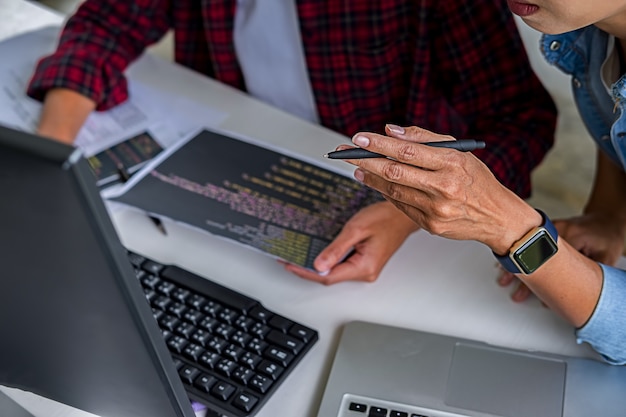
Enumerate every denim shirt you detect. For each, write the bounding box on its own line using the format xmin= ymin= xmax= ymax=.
xmin=542 ymin=26 xmax=626 ymax=365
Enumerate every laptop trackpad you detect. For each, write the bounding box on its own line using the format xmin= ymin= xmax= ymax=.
xmin=444 ymin=343 xmax=566 ymax=417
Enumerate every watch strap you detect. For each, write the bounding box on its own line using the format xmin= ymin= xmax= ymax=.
xmin=495 ymin=209 xmax=558 ymax=274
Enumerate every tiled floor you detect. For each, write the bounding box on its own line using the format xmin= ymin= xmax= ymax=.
xmin=35 ymin=0 xmax=597 ymax=219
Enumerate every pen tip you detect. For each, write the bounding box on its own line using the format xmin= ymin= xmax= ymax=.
xmin=323 ymin=154 xmax=329 ymax=158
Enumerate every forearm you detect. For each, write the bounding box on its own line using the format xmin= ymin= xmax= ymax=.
xmin=518 ymin=239 xmax=603 ymax=327
xmin=37 ymin=88 xmax=96 ymax=144
xmin=27 ymin=0 xmax=170 ymax=111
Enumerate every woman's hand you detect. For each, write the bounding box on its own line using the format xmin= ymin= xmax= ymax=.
xmin=341 ymin=125 xmax=539 ymax=255
xmin=281 ymin=201 xmax=419 ymax=284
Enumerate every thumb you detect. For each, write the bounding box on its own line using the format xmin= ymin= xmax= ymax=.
xmin=313 ymin=227 xmax=363 ymax=273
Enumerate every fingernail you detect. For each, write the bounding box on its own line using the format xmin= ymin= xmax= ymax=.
xmin=354 ymin=169 xmax=365 ymax=182
xmin=386 ymin=124 xmax=405 ymax=135
xmin=352 ymin=135 xmax=370 ymax=147
xmin=318 ymin=270 xmax=330 ymax=277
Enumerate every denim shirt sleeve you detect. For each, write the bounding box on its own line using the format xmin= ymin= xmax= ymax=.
xmin=575 ymin=263 xmax=626 ymax=365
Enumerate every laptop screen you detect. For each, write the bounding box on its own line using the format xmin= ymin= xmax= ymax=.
xmin=0 ymin=125 xmax=195 ymax=417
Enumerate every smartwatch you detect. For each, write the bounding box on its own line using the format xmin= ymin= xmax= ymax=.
xmin=495 ymin=209 xmax=558 ymax=275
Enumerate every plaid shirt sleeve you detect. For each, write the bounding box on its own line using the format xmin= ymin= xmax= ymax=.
xmin=27 ymin=0 xmax=171 ymax=111
xmin=419 ymin=1 xmax=557 ymax=197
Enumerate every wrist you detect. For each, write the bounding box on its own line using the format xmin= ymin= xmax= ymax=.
xmin=494 ymin=209 xmax=559 ymax=275
xmin=490 ymin=207 xmax=543 ymax=256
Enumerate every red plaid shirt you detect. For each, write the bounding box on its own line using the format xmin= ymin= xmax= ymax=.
xmin=28 ymin=0 xmax=556 ymax=197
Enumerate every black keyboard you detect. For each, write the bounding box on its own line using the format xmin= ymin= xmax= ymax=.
xmin=127 ymin=252 xmax=318 ymax=417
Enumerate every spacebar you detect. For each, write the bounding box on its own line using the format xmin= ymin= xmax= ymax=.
xmin=160 ymin=265 xmax=259 ymax=313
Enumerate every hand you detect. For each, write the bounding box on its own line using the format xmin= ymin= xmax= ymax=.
xmin=554 ymin=213 xmax=626 ymax=266
xmin=281 ymin=201 xmax=419 ymax=285
xmin=37 ymin=88 xmax=96 ymax=144
xmin=342 ymin=124 xmax=539 ymax=255
xmin=497 ymin=270 xmax=535 ymax=302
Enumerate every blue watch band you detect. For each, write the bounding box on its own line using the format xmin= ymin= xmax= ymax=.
xmin=495 ymin=209 xmax=558 ymax=274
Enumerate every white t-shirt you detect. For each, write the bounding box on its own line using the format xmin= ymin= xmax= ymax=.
xmin=233 ymin=0 xmax=319 ymax=123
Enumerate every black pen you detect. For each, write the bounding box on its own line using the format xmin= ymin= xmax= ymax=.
xmin=116 ymin=163 xmax=167 ymax=235
xmin=324 ymin=139 xmax=486 ymax=159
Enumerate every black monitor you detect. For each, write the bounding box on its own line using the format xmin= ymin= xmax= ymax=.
xmin=0 ymin=124 xmax=196 ymax=417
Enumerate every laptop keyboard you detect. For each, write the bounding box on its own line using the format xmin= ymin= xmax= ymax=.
xmin=127 ymin=252 xmax=318 ymax=417
xmin=338 ymin=394 xmax=469 ymax=417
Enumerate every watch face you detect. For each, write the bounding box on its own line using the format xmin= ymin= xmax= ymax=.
xmin=513 ymin=229 xmax=558 ymax=274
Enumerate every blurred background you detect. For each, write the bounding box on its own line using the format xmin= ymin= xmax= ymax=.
xmin=35 ymin=0 xmax=596 ymax=219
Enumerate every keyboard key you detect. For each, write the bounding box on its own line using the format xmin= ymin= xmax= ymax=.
xmin=199 ymin=351 xmax=221 ymax=370
xmin=171 ymin=287 xmax=191 ymax=302
xmin=232 ymin=367 xmax=254 ymax=385
xmin=289 ymin=324 xmax=315 ymax=343
xmin=263 ymin=346 xmax=293 ymax=367
xmin=159 ymin=315 xmax=180 ymax=332
xmin=268 ymin=315 xmax=292 ymax=332
xmin=249 ymin=322 xmax=270 ymax=338
xmin=230 ymin=330 xmax=252 ymax=347
xmin=179 ymin=365 xmax=200 ymax=384
xmin=239 ymin=351 xmax=262 ymax=370
xmin=391 ymin=411 xmax=408 ymax=417
xmin=174 ymin=322 xmax=196 ymax=339
xmin=266 ymin=330 xmax=303 ymax=354
xmin=168 ymin=301 xmax=188 ymax=318
xmin=218 ymin=307 xmax=239 ymax=324
xmin=143 ymin=260 xmax=165 ymax=275
xmin=167 ymin=335 xmax=188 ymax=354
xmin=191 ymin=329 xmax=212 ymax=347
xmin=249 ymin=374 xmax=273 ymax=394
xmin=257 ymin=360 xmax=283 ymax=381
xmin=183 ymin=343 xmax=205 ymax=362
xmin=247 ymin=338 xmax=268 ymax=355
xmin=232 ymin=392 xmax=259 ymax=413
xmin=203 ymin=300 xmax=223 ymax=317
xmin=216 ymin=358 xmax=238 ymax=377
xmin=210 ymin=380 xmax=236 ymax=401
xmin=369 ymin=407 xmax=387 ymax=417
xmin=194 ymin=373 xmax=216 ymax=393
xmin=249 ymin=306 xmax=272 ymax=323
xmin=349 ymin=402 xmax=367 ymax=412
xmin=183 ymin=309 xmax=205 ymax=326
xmin=207 ymin=337 xmax=229 ymax=354
xmin=186 ymin=294 xmax=207 ymax=310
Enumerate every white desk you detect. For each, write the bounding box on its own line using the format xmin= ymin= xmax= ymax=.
xmin=0 ymin=2 xmax=598 ymax=417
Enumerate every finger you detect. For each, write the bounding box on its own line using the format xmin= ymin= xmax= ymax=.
xmin=497 ymin=271 xmax=516 ymax=286
xmin=313 ymin=229 xmax=362 ymax=273
xmin=353 ymin=166 xmax=435 ymax=211
xmin=283 ymin=258 xmax=367 ymax=285
xmin=511 ymin=281 xmax=533 ymax=302
xmin=351 ymin=130 xmax=454 ymax=171
xmin=384 ymin=124 xmax=456 ymax=143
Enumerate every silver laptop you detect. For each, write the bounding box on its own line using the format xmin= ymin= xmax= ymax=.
xmin=316 ymin=321 xmax=626 ymax=417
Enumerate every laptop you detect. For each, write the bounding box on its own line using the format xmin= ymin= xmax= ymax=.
xmin=316 ymin=321 xmax=626 ymax=417
xmin=0 ymin=124 xmax=318 ymax=417
xmin=0 ymin=126 xmax=196 ymax=416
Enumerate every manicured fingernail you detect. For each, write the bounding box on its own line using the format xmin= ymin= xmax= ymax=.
xmin=352 ymin=135 xmax=370 ymax=147
xmin=318 ymin=270 xmax=330 ymax=276
xmin=386 ymin=124 xmax=405 ymax=135
xmin=354 ymin=169 xmax=365 ymax=182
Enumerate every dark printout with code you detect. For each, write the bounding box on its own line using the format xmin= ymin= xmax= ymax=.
xmin=111 ymin=129 xmax=383 ymax=269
